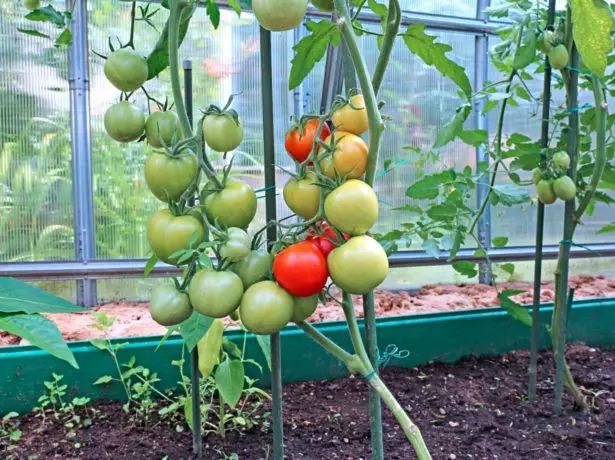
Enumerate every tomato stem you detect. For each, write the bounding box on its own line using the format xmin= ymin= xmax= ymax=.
xmin=371 ymin=0 xmax=401 ymax=96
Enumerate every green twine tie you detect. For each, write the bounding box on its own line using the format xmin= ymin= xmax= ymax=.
xmin=364 ymin=344 xmax=410 ymax=381
xmin=566 ymin=103 xmax=592 ymax=113
xmin=560 ymin=239 xmax=602 ymax=257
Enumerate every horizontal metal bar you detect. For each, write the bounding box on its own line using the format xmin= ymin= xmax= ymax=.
xmin=2 ymin=242 xmax=614 ymax=281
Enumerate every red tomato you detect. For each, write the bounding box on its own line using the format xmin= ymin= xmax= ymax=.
xmin=307 ymin=223 xmax=347 ymax=258
xmin=285 ymin=118 xmax=331 ymax=164
xmin=273 ymin=241 xmax=328 ymax=297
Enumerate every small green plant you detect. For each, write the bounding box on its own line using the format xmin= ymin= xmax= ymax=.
xmin=0 ymin=411 xmax=22 ymax=452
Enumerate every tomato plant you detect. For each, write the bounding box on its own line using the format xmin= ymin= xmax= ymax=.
xmin=285 ymin=118 xmax=331 ymax=163
xmin=149 ymin=284 xmax=193 ymax=326
xmin=104 ymin=101 xmax=145 ymax=143
xmin=324 ymin=180 xmax=378 ymax=235
xmin=239 ymin=281 xmax=294 ymax=334
xmin=202 ymin=112 xmax=243 ymax=153
xmin=331 ymin=94 xmax=369 ymax=135
xmin=147 ymin=209 xmax=205 ymax=264
xmin=273 ymin=241 xmax=328 ymax=297
xmin=144 ymin=152 xmax=198 ymax=202
xmin=104 ymin=48 xmax=149 ymax=93
xmin=252 ymin=0 xmax=308 ymax=32
xmin=318 ymin=132 xmax=368 ymax=179
xmin=188 ymin=270 xmax=244 ymax=318
xmin=283 ymin=172 xmax=321 ymax=220
xmin=219 ymin=227 xmax=251 ymax=262
xmin=231 ymin=250 xmax=272 ymax=288
xmin=145 ymin=111 xmax=182 ymax=148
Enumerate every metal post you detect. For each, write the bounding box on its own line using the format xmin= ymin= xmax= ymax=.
xmin=67 ymin=0 xmax=96 ymax=307
xmin=260 ymin=27 xmax=284 ymax=459
xmin=475 ymin=0 xmax=491 ymax=285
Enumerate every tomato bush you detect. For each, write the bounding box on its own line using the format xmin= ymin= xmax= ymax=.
xmin=331 ymin=94 xmax=369 ymax=135
xmin=283 ymin=172 xmax=321 ymax=220
xmin=104 ymin=48 xmax=149 ymax=93
xmin=149 ymin=284 xmax=193 ymax=326
xmin=144 ymin=152 xmax=198 ymax=202
xmin=239 ymin=281 xmax=294 ymax=334
xmin=324 ymin=180 xmax=378 ymax=235
xmin=202 ymin=179 xmax=257 ymax=229
xmin=231 ymin=250 xmax=272 ymax=288
xmin=219 ymin=227 xmax=251 ymax=262
xmin=147 ymin=209 xmax=205 ymax=264
xmin=145 ymin=111 xmax=182 ymax=148
xmin=273 ymin=241 xmax=328 ymax=297
xmin=319 ymin=132 xmax=368 ymax=180
xmin=285 ymin=118 xmax=331 ymax=163
xmin=188 ymin=270 xmax=244 ymax=318
xmin=104 ymin=101 xmax=145 ymax=143
xmin=203 ymin=114 xmax=243 ymax=152
xmin=252 ymin=0 xmax=308 ymax=32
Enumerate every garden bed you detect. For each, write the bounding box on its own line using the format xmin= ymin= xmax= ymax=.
xmin=4 ymin=344 xmax=614 ymax=459
xmin=2 ymin=275 xmax=614 ymax=346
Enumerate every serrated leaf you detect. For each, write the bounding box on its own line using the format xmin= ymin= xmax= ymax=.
xmin=570 ymin=0 xmax=614 ymax=76
xmin=215 ymin=359 xmax=245 ymax=409
xmin=492 ymin=236 xmax=509 ymax=248
xmin=498 ymin=289 xmax=532 ymax=327
xmin=0 ymin=278 xmax=85 ymax=314
xmin=406 ymin=171 xmax=454 ymax=199
xmin=434 ymin=104 xmax=472 ymax=148
xmin=289 ymin=20 xmax=341 ymax=90
xmin=180 ymin=311 xmax=213 ymax=351
xmin=452 ymin=261 xmax=477 ymax=278
xmin=25 ymin=5 xmax=66 ymax=27
xmin=256 ymin=334 xmax=272 ymax=371
xmin=403 ymin=24 xmax=472 ymax=99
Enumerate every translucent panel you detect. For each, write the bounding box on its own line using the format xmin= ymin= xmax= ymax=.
xmin=0 ymin=2 xmax=74 ymax=262
xmin=30 ymin=280 xmax=77 ymax=303
xmin=400 ymin=0 xmax=477 ymax=17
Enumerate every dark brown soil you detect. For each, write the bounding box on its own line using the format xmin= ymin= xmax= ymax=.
xmin=4 ymin=344 xmax=614 ymax=459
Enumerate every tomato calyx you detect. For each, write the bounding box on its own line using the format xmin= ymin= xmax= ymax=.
xmin=202 ymin=94 xmax=241 ymax=128
xmin=306 ymin=222 xmax=348 ymax=258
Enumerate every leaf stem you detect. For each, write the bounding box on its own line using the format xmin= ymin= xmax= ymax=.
xmin=371 ymin=0 xmax=401 ymax=96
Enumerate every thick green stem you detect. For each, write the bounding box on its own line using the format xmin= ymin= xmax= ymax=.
xmin=296 ymin=321 xmax=358 ymax=369
xmin=371 ymin=0 xmax=401 ymax=96
xmin=218 ymin=393 xmax=225 ymax=437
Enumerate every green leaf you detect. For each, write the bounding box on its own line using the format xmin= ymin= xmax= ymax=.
xmin=206 ymin=0 xmax=220 ymax=29
xmin=406 ymin=170 xmax=453 ymax=199
xmin=93 ymin=375 xmax=113 ymax=385
xmin=228 ymin=0 xmax=242 ymax=16
xmin=0 ymin=277 xmax=86 ymax=314
xmin=55 ymin=27 xmax=72 ymax=46
xmin=512 ymin=25 xmax=537 ymax=70
xmin=0 ymin=313 xmax=77 ymax=368
xmin=403 ymin=24 xmax=472 ymax=99
xmin=459 ymin=129 xmax=488 ymax=147
xmin=289 ymin=20 xmax=341 ymax=90
xmin=144 ymin=254 xmax=158 ymax=278
xmin=500 ymin=263 xmax=515 ymax=275
xmin=492 ymin=236 xmax=509 ymax=248
xmin=452 ymin=261 xmax=477 ymax=278
xmin=498 ymin=289 xmax=532 ymax=327
xmin=146 ymin=5 xmax=196 ymax=80
xmin=89 ymin=338 xmax=108 ymax=351
xmin=180 ymin=312 xmax=213 ymax=351
xmin=17 ymin=28 xmax=50 ymax=38
xmin=222 ymin=337 xmax=242 ymax=359
xmin=426 ymin=204 xmax=458 ymax=220
xmin=422 ymin=239 xmax=440 ymax=259
xmin=255 ymin=334 xmax=272 ymax=371
xmin=433 ymin=104 xmax=472 ymax=148
xmin=490 ymin=184 xmax=530 ymax=207
xmin=570 ymin=0 xmax=614 ymax=76
xmin=215 ymin=359 xmax=245 ymax=409
xmin=597 ymin=222 xmax=615 ymax=234
xmin=25 ymin=5 xmax=66 ymax=27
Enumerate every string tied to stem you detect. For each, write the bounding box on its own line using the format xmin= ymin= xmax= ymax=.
xmin=559 ymin=239 xmax=602 ymax=257
xmin=364 ymin=344 xmax=410 ymax=381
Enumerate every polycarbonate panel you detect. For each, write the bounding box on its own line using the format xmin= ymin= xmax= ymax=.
xmin=400 ymin=0 xmax=477 ymax=18
xmin=0 ymin=1 xmax=75 ymax=263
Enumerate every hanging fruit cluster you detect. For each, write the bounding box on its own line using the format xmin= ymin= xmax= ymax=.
xmin=538 ymin=29 xmax=569 ymax=70
xmin=532 ymin=151 xmax=577 ymax=205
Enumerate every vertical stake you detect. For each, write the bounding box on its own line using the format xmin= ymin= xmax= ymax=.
xmin=184 ymin=59 xmax=202 ymax=459
xmin=259 ymin=26 xmax=284 ymax=459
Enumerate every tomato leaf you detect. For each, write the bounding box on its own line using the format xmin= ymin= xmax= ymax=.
xmin=144 ymin=254 xmax=159 ymax=278
xmin=0 ymin=278 xmax=85 ymax=315
xmin=500 ymin=263 xmax=515 ymax=275
xmin=402 ymin=24 xmax=472 ymax=99
xmin=215 ymin=359 xmax=245 ymax=409
xmin=25 ymin=5 xmax=66 ymax=27
xmin=55 ymin=27 xmax=72 ymax=47
xmin=206 ymin=0 xmax=220 ymax=29
xmin=434 ymin=104 xmax=472 ymax=148
xmin=179 ymin=312 xmax=213 ymax=351
xmin=492 ymin=236 xmax=509 ymax=248
xmin=406 ymin=170 xmax=454 ymax=200
xmin=17 ymin=28 xmax=50 ymax=39
xmin=490 ymin=184 xmax=530 ymax=207
xmin=570 ymin=0 xmax=614 ymax=76
xmin=422 ymin=239 xmax=440 ymax=259
xmin=597 ymin=222 xmax=615 ymax=234
xmin=146 ymin=5 xmax=196 ymax=80
xmin=228 ymin=0 xmax=242 ymax=16
xmin=255 ymin=334 xmax=272 ymax=371
xmin=452 ymin=261 xmax=478 ymax=278
xmin=289 ymin=20 xmax=341 ymax=90
xmin=0 ymin=313 xmax=78 ymax=368
xmin=512 ymin=24 xmax=537 ymax=70
xmin=498 ymin=289 xmax=532 ymax=327
xmin=459 ymin=129 xmax=488 ymax=147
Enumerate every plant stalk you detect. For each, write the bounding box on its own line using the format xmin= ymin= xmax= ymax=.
xmin=371 ymin=0 xmax=401 ymax=96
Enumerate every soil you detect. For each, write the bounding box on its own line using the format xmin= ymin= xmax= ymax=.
xmin=2 ymin=275 xmax=615 ymax=347
xmin=3 ymin=344 xmax=614 ymax=459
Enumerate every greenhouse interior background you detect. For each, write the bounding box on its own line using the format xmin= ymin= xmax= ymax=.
xmin=1 ymin=0 xmax=613 ymax=308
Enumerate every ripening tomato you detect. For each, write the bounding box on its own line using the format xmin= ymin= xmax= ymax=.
xmin=189 ymin=270 xmax=244 ymax=318
xmin=273 ymin=241 xmax=328 ymax=297
xmin=553 ymin=151 xmax=571 ymax=169
xmin=324 ymin=180 xmax=378 ymax=235
xmin=144 ymin=152 xmax=198 ymax=202
xmin=306 ymin=223 xmax=347 ymax=258
xmin=240 ymin=281 xmax=294 ymax=335
xmin=548 ymin=44 xmax=569 ymax=70
xmin=285 ymin=118 xmax=331 ymax=163
xmin=202 ymin=179 xmax=257 ymax=229
xmin=104 ymin=101 xmax=145 ymax=143
xmin=149 ymin=284 xmax=193 ymax=327
xmin=536 ymin=179 xmax=557 ymax=204
xmin=145 ymin=111 xmax=182 ymax=148
xmin=104 ymin=49 xmax=149 ymax=93
xmin=553 ymin=176 xmax=576 ymax=201
xmin=252 ymin=0 xmax=308 ymax=32
xmin=283 ymin=172 xmax=321 ymax=220
xmin=327 ymin=235 xmax=389 ymax=295
xmin=319 ymin=132 xmax=368 ymax=180
xmin=292 ymin=295 xmax=318 ymax=323
xmin=331 ymin=94 xmax=369 ymax=135
xmin=147 ymin=209 xmax=205 ymax=264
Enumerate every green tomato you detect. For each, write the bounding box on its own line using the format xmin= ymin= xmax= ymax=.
xmin=539 ymin=30 xmax=556 ymax=54
xmin=104 ymin=49 xmax=149 ymax=93
xmin=203 ymin=114 xmax=243 ymax=152
xmin=311 ymin=0 xmax=334 ymax=12
xmin=231 ymin=250 xmax=272 ymax=288
xmin=292 ymin=295 xmax=318 ymax=323
xmin=327 ymin=235 xmax=389 ymax=295
xmin=531 ymin=168 xmax=543 ymax=185
xmin=147 ymin=209 xmax=205 ymax=264
xmin=324 ymin=179 xmax=378 ymax=235
xmin=553 ymin=151 xmax=571 ymax=169
xmin=553 ymin=176 xmax=576 ymax=201
xmin=239 ymin=281 xmax=294 ymax=335
xmin=202 ymin=179 xmax=257 ymax=229
xmin=283 ymin=172 xmax=320 ymax=220
xmin=189 ymin=270 xmax=244 ymax=318
xmin=104 ymin=101 xmax=145 ymax=143
xmin=149 ymin=284 xmax=193 ymax=327
xmin=24 ymin=0 xmax=40 ymax=10
xmin=145 ymin=111 xmax=182 ymax=148
xmin=145 ymin=152 xmax=198 ymax=202
xmin=252 ymin=0 xmax=308 ymax=32
xmin=548 ymin=44 xmax=569 ymax=70
xmin=536 ymin=179 xmax=557 ymax=205
xmin=219 ymin=227 xmax=251 ymax=262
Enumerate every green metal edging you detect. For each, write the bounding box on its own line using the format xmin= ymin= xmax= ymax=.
xmin=1 ymin=298 xmax=614 ymax=413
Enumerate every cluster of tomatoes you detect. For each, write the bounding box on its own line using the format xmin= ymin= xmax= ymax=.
xmin=539 ymin=29 xmax=569 ymax=70
xmin=532 ymin=151 xmax=577 ymax=205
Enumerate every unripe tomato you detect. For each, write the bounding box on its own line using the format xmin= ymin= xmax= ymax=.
xmin=306 ymin=223 xmax=347 ymax=258
xmin=24 ymin=0 xmax=40 ymax=10
xmin=145 ymin=111 xmax=182 ymax=148
xmin=273 ymin=241 xmax=328 ymax=297
xmin=531 ymin=167 xmax=543 ymax=185
xmin=219 ymin=227 xmax=251 ymax=262
xmin=285 ymin=118 xmax=331 ymax=163
xmin=536 ymin=179 xmax=557 ymax=204
xmin=324 ymin=180 xmax=378 ymax=235
xmin=539 ymin=30 xmax=556 ymax=54
xmin=553 ymin=176 xmax=576 ymax=201
xmin=292 ymin=295 xmax=318 ymax=323
xmin=311 ymin=0 xmax=334 ymax=12
xmin=283 ymin=172 xmax=320 ymax=220
xmin=144 ymin=152 xmax=198 ymax=202
xmin=104 ymin=101 xmax=145 ymax=143
xmin=147 ymin=209 xmax=205 ymax=264
xmin=240 ymin=281 xmax=294 ymax=335
xmin=252 ymin=0 xmax=308 ymax=32
xmin=149 ymin=284 xmax=192 ymax=326
xmin=202 ymin=179 xmax=257 ymax=229
xmin=331 ymin=95 xmax=369 ymax=135
xmin=319 ymin=132 xmax=368 ymax=180
xmin=188 ymin=270 xmax=244 ymax=318
xmin=231 ymin=250 xmax=272 ymax=288
xmin=104 ymin=49 xmax=149 ymax=93
xmin=328 ymin=235 xmax=389 ymax=295
xmin=553 ymin=151 xmax=571 ymax=169
xmin=203 ymin=114 xmax=243 ymax=152
xmin=548 ymin=44 xmax=569 ymax=70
